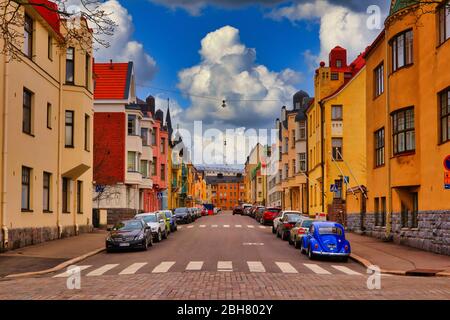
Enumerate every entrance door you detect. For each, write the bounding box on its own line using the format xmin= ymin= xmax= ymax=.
xmin=360 ymin=195 xmax=366 ymax=232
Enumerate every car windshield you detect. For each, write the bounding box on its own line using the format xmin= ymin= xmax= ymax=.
xmin=113 ymin=221 xmax=142 ymax=231
xmin=138 ymin=215 xmax=157 ymax=223
xmin=286 ymin=214 xmax=301 ymax=222
xmin=165 ymin=212 xmax=172 ymax=218
xmin=301 ymin=220 xmax=314 ymax=228
xmin=257 ymin=208 xmax=265 ymax=213
xmin=318 ymin=226 xmax=343 ymax=236
xmin=267 ymin=208 xmax=280 ymax=213
xmin=175 ymin=208 xmax=187 ymax=214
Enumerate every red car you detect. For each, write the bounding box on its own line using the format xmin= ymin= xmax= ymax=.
xmin=261 ymin=207 xmax=282 ymax=225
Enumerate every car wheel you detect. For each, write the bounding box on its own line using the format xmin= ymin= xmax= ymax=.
xmin=155 ymin=231 xmax=162 ymax=243
xmin=282 ymin=231 xmax=288 ymax=241
xmin=308 ymin=245 xmax=315 ymax=260
xmin=163 ymin=229 xmax=168 ymax=239
xmin=272 ymin=226 xmax=276 ymax=234
xmin=294 ymin=238 xmax=301 ymax=249
xmin=143 ymin=239 xmax=148 ymax=251
xmin=276 ymin=228 xmax=281 ymax=238
xmin=288 ymin=236 xmax=293 ymax=245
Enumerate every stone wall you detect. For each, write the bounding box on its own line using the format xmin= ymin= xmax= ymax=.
xmin=106 ymin=208 xmax=141 ymax=226
xmin=346 ymin=211 xmax=450 ymax=255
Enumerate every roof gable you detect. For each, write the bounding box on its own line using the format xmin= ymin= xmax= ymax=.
xmin=94 ymin=61 xmax=134 ymax=100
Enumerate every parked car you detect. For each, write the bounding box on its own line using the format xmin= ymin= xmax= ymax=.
xmin=260 ymin=207 xmax=282 ymax=225
xmin=272 ymin=211 xmax=302 ymax=233
xmin=289 ymin=217 xmax=316 ymax=248
xmin=300 ymin=222 xmax=351 ymax=262
xmin=214 ymin=207 xmax=222 ymax=214
xmin=203 ymin=204 xmax=214 ymax=215
xmin=174 ymin=207 xmax=192 ymax=224
xmin=254 ymin=207 xmax=266 ymax=222
xmin=159 ymin=210 xmax=177 ymax=232
xmin=233 ymin=206 xmax=244 ymax=215
xmin=250 ymin=206 xmax=264 ymax=219
xmin=242 ymin=204 xmax=252 ymax=216
xmin=276 ymin=213 xmax=302 ymax=240
xmin=195 ymin=208 xmax=202 ymax=218
xmin=106 ymin=219 xmax=152 ymax=252
xmin=135 ymin=212 xmax=167 ymax=242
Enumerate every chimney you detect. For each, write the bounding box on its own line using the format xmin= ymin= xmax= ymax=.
xmin=109 ymin=59 xmax=113 ymax=69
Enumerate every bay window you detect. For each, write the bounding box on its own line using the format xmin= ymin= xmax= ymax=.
xmin=391 ymin=30 xmax=413 ymax=72
xmin=392 ymin=108 xmax=415 ymax=155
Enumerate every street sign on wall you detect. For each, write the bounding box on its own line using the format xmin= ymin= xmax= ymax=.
xmin=444 ymin=155 xmax=450 ymax=171
xmin=445 ymin=172 xmax=450 ymax=190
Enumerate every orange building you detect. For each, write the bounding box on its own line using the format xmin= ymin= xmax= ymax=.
xmin=206 ymin=175 xmax=245 ymax=210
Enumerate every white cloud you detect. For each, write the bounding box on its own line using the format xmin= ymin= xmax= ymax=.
xmin=176 ymin=25 xmax=301 ymax=129
xmin=269 ymin=0 xmax=386 ymax=63
xmin=93 ymin=0 xmax=158 ymax=83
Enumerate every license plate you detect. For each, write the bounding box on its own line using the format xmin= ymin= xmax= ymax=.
xmin=119 ymin=243 xmax=130 ymax=247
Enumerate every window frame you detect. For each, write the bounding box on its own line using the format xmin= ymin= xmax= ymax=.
xmin=331 ymin=138 xmax=343 ymax=161
xmin=84 ymin=114 xmax=90 ymax=151
xmin=23 ymin=88 xmax=33 ymax=135
xmin=24 ymin=14 xmax=33 ymax=58
xmin=438 ymin=1 xmax=450 ymax=46
xmin=85 ymin=53 xmax=91 ymax=90
xmin=161 ymin=163 xmax=166 ymax=181
xmin=439 ymin=88 xmax=450 ymax=144
xmin=374 ymin=127 xmax=385 ymax=167
xmin=47 ymin=103 xmax=52 ymax=129
xmin=390 ymin=29 xmax=413 ymax=73
xmin=66 ymin=47 xmax=75 ymax=84
xmin=374 ymin=62 xmax=384 ymax=98
xmin=47 ymin=34 xmax=53 ymax=61
xmin=65 ymin=110 xmax=74 ymax=148
xmin=127 ymin=151 xmax=138 ymax=172
xmin=21 ymin=166 xmax=32 ymax=211
xmin=391 ymin=107 xmax=415 ymax=155
xmin=62 ymin=177 xmax=70 ymax=213
xmin=331 ymin=105 xmax=343 ymax=121
xmin=76 ymin=181 xmax=83 ymax=214
xmin=43 ymin=172 xmax=51 ymax=212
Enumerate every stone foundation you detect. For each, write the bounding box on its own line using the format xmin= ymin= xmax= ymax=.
xmin=0 ymin=224 xmax=93 ymax=252
xmin=106 ymin=208 xmax=141 ymax=226
xmin=346 ymin=211 xmax=450 ymax=255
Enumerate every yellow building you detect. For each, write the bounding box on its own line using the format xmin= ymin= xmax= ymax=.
xmin=362 ymin=0 xmax=450 ymax=255
xmin=168 ymin=139 xmax=183 ymax=210
xmin=277 ymin=91 xmax=311 ymax=212
xmin=245 ymin=143 xmax=269 ymax=205
xmin=306 ymin=46 xmax=367 ymax=221
xmin=0 ymin=5 xmax=94 ymax=250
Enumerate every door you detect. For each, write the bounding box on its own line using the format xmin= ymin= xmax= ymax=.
xmin=92 ymin=209 xmax=100 ymax=228
xmin=360 ymin=195 xmax=366 ymax=231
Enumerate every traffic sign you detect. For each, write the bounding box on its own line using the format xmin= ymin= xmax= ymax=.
xmin=445 ymin=172 xmax=450 ymax=190
xmin=330 ymin=184 xmax=338 ymax=193
xmin=157 ymin=192 xmax=163 ymax=199
xmin=444 ymin=155 xmax=450 ymax=171
xmin=95 ymin=185 xmax=105 ymax=193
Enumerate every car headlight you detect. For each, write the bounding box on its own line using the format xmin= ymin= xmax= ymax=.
xmin=151 ymin=227 xmax=158 ymax=232
xmin=136 ymin=233 xmax=144 ymax=240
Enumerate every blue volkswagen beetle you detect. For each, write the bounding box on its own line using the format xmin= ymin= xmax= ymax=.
xmin=300 ymin=221 xmax=351 ymax=262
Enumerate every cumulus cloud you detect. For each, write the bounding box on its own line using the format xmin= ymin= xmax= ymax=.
xmin=269 ymin=0 xmax=387 ymax=63
xmin=93 ymin=0 xmax=158 ymax=83
xmin=175 ymin=25 xmax=301 ymax=130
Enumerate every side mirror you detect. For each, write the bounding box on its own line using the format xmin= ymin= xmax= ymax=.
xmin=107 ymin=227 xmax=112 ymax=231
xmin=159 ymin=219 xmax=165 ymax=223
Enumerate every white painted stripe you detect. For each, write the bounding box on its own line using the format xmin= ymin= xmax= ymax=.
xmin=223 ymin=225 xmax=230 ymax=228
xmin=187 ymin=225 xmax=194 ymax=229
xmin=332 ymin=265 xmax=362 ymax=275
xmin=247 ymin=225 xmax=255 ymax=229
xmin=86 ymin=264 xmax=118 ymax=277
xmin=211 ymin=225 xmax=218 ymax=228
xmin=217 ymin=261 xmax=233 ymax=271
xmin=199 ymin=225 xmax=206 ymax=228
xmin=259 ymin=226 xmax=266 ymax=229
xmin=186 ymin=261 xmax=204 ymax=271
xmin=304 ymin=263 xmax=332 ymax=275
xmin=177 ymin=226 xmax=182 ymax=229
xmin=152 ymin=261 xmax=176 ymax=273
xmin=119 ymin=262 xmax=148 ymax=275
xmin=275 ymin=262 xmax=298 ymax=274
xmin=247 ymin=261 xmax=266 ymax=273
xmin=235 ymin=225 xmax=242 ymax=228
xmin=53 ymin=265 xmax=91 ymax=278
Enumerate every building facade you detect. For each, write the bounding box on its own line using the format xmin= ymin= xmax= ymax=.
xmin=0 ymin=2 xmax=94 ymax=250
xmin=244 ymin=143 xmax=269 ymax=205
xmin=206 ymin=175 xmax=245 ymax=210
xmin=360 ymin=0 xmax=450 ymax=255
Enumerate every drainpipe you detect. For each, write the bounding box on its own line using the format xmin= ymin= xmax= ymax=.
xmin=320 ymin=101 xmax=325 ymax=213
xmin=385 ymin=40 xmax=392 ymax=240
xmin=57 ymin=49 xmax=63 ymax=237
xmin=1 ymin=54 xmax=9 ymax=250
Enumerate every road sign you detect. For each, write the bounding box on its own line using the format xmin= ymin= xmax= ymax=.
xmin=95 ymin=185 xmax=105 ymax=193
xmin=343 ymin=176 xmax=350 ymax=184
xmin=157 ymin=192 xmax=163 ymax=199
xmin=330 ymin=184 xmax=338 ymax=193
xmin=444 ymin=155 xmax=450 ymax=171
xmin=445 ymin=172 xmax=450 ymax=190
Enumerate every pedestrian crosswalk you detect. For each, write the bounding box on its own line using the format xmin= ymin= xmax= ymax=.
xmin=177 ymin=224 xmax=268 ymax=230
xmin=52 ymin=261 xmax=363 ymax=278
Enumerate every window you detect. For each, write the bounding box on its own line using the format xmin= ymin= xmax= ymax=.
xmin=47 ymin=103 xmax=52 ymax=129
xmin=299 ymin=121 xmax=306 ymax=140
xmin=76 ymin=181 xmax=83 ymax=213
xmin=23 ymin=89 xmax=33 ymax=134
xmin=391 ymin=30 xmax=413 ymax=72
xmin=161 ymin=138 xmax=166 ymax=154
xmin=331 ymin=138 xmax=343 ymax=160
xmin=66 ymin=47 xmax=75 ymax=84
xmin=392 ymin=108 xmax=415 ymax=155
xmin=161 ymin=164 xmax=166 ymax=181
xmin=438 ymin=1 xmax=450 ymax=45
xmin=374 ymin=63 xmax=384 ymax=97
xmin=292 ymin=159 xmax=296 ymax=176
xmin=128 ymin=115 xmax=138 ymax=135
xmin=298 ymin=153 xmax=306 ymax=172
xmin=330 ymin=72 xmax=339 ymax=80
xmin=336 ymin=59 xmax=342 ymax=68
xmin=127 ymin=152 xmax=137 ymax=172
xmin=152 ymin=157 xmax=157 ymax=176
xmin=140 ymin=160 xmax=148 ymax=177
xmin=85 ymin=53 xmax=90 ymax=89
xmin=84 ymin=114 xmax=90 ymax=151
xmin=47 ymin=35 xmax=53 ymax=60
xmin=62 ymin=178 xmax=70 ymax=213
xmin=141 ymin=128 xmax=149 ymax=146
xmin=331 ymin=105 xmax=343 ymax=120
xmin=374 ymin=128 xmax=385 ymax=167
xmin=65 ymin=111 xmax=74 ymax=147
xmin=43 ymin=172 xmax=51 ymax=212
xmin=24 ymin=14 xmax=33 ymax=58
xmin=291 ymin=130 xmax=295 ymax=147
xmin=284 ymin=164 xmax=289 ymax=179
xmin=21 ymin=167 xmax=32 ymax=211
xmin=151 ymin=129 xmax=156 ymax=145
xmin=440 ymin=89 xmax=450 ymax=143
xmin=284 ymin=137 xmax=288 ymax=153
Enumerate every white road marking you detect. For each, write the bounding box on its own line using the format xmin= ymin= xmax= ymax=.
xmin=177 ymin=226 xmax=182 ymax=229
xmin=247 ymin=225 xmax=255 ymax=229
xmin=242 ymin=243 xmax=264 ymax=246
xmin=247 ymin=261 xmax=266 ymax=273
xmin=259 ymin=226 xmax=267 ymax=229
xmin=53 ymin=265 xmax=91 ymax=278
xmin=304 ymin=263 xmax=332 ymax=275
xmin=217 ymin=261 xmax=233 ymax=272
xmin=152 ymin=261 xmax=176 ymax=273
xmin=86 ymin=264 xmax=118 ymax=277
xmin=211 ymin=225 xmax=218 ymax=228
xmin=186 ymin=261 xmax=204 ymax=271
xmin=235 ymin=225 xmax=242 ymax=228
xmin=332 ymin=265 xmax=362 ymax=275
xmin=275 ymin=262 xmax=298 ymax=274
xmin=223 ymin=225 xmax=230 ymax=228
xmin=187 ymin=225 xmax=194 ymax=229
xmin=199 ymin=225 xmax=206 ymax=228
xmin=119 ymin=262 xmax=148 ymax=275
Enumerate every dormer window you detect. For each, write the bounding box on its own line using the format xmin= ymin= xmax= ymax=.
xmin=336 ymin=59 xmax=342 ymax=68
xmin=24 ymin=14 xmax=33 ymax=58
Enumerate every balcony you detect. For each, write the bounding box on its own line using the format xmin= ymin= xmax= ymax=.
xmin=140 ymin=177 xmax=153 ymax=189
xmin=142 ymin=145 xmax=153 ymax=161
xmin=126 ymin=171 xmax=142 ymax=185
xmin=127 ymin=135 xmax=143 ymax=154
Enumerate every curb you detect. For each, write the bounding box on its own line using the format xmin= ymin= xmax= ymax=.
xmin=350 ymin=253 xmax=450 ymax=277
xmin=3 ymin=247 xmax=105 ymax=279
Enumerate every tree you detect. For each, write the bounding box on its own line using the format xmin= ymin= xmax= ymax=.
xmin=0 ymin=0 xmax=116 ymax=60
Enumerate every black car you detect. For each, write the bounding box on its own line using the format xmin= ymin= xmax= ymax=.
xmin=174 ymin=207 xmax=192 ymax=224
xmin=233 ymin=206 xmax=244 ymax=215
xmin=106 ymin=219 xmax=153 ymax=252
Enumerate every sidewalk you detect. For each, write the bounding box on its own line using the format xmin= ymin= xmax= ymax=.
xmin=0 ymin=229 xmax=106 ymax=278
xmin=347 ymin=232 xmax=450 ymax=276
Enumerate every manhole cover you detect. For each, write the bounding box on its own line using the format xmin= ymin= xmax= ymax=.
xmin=405 ymin=269 xmax=444 ymax=277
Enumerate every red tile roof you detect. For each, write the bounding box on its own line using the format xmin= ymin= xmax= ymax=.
xmin=94 ymin=62 xmax=133 ymax=100
xmin=31 ymin=0 xmax=61 ymax=36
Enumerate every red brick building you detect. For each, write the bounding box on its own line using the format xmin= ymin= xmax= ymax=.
xmin=206 ymin=175 xmax=245 ymax=210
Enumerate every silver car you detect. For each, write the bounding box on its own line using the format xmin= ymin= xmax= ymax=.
xmin=135 ymin=212 xmax=167 ymax=243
